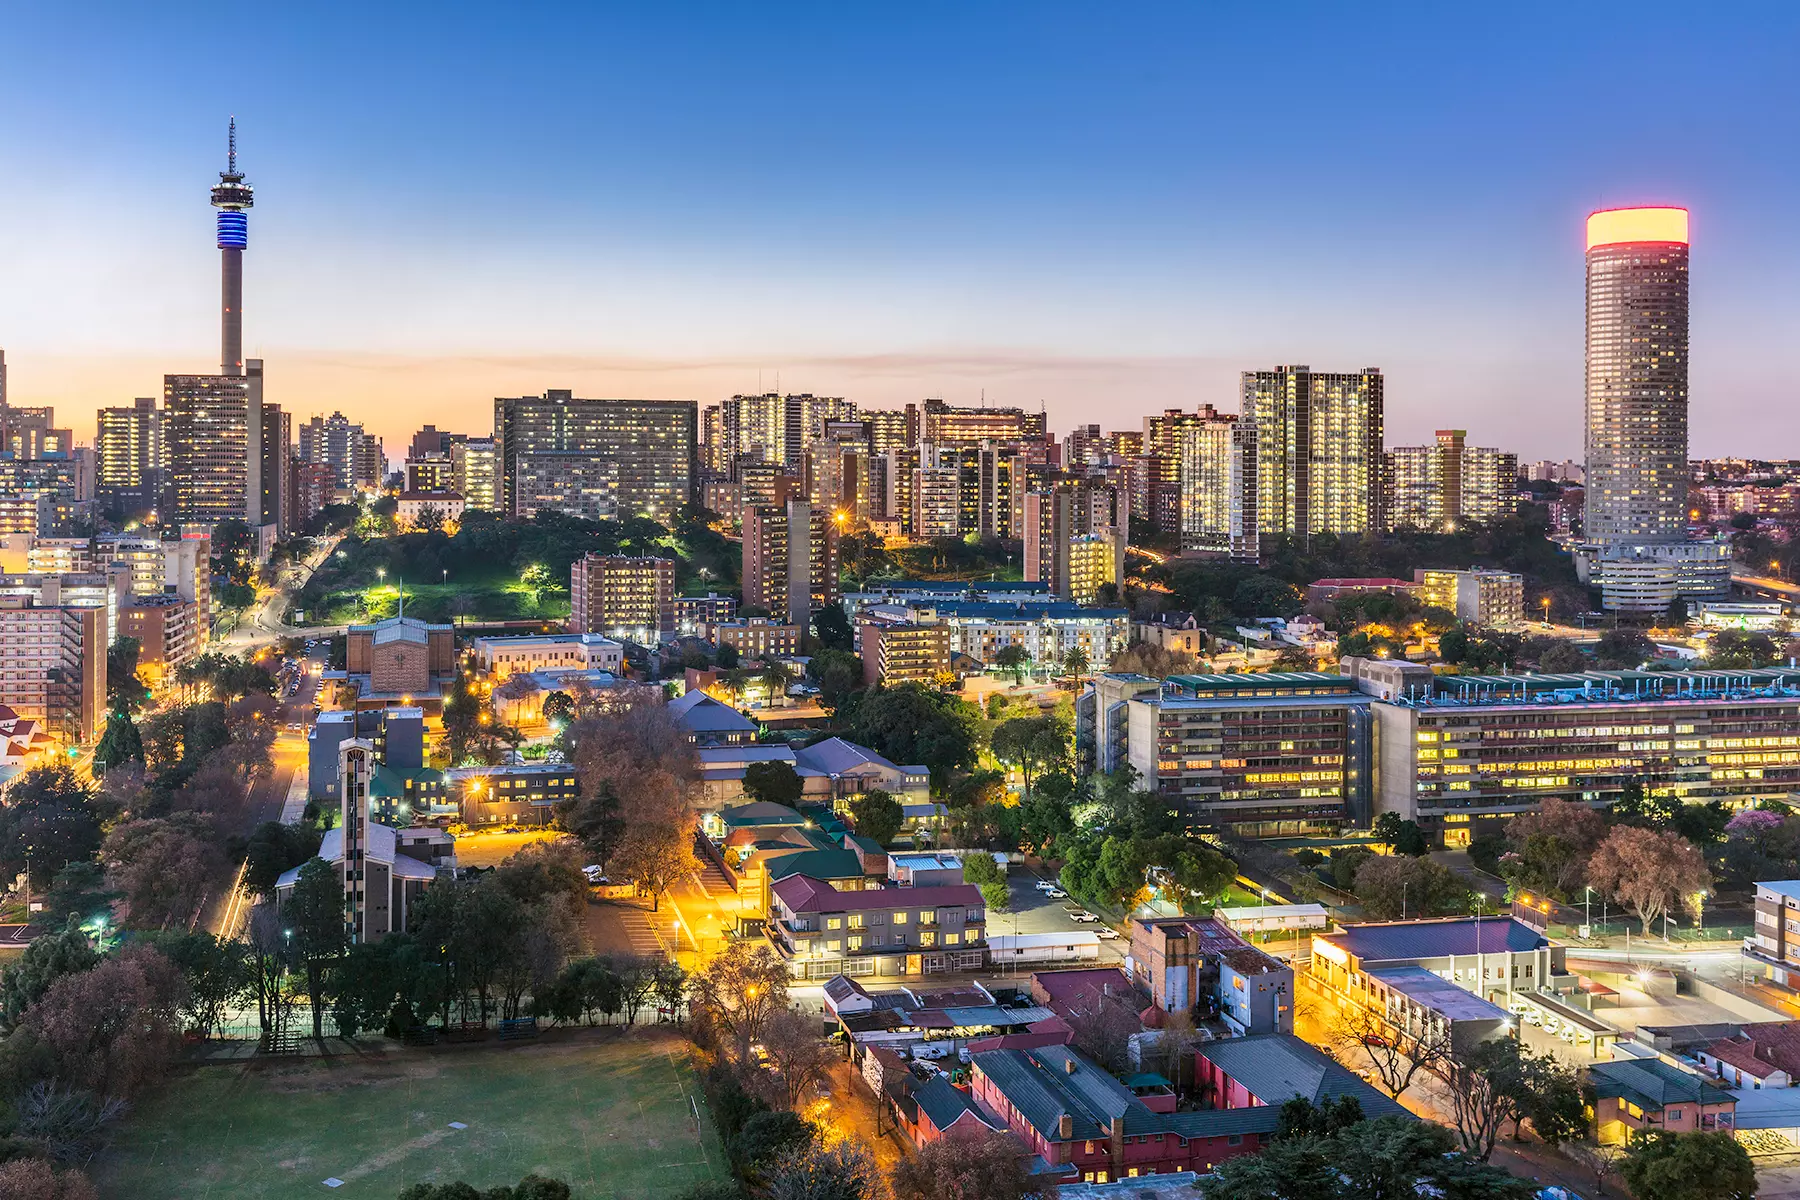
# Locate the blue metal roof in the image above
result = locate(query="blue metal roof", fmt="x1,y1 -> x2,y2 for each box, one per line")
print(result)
1321,918 -> 1546,963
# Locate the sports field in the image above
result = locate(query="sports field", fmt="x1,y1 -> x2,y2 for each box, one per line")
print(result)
92,1030 -> 727,1200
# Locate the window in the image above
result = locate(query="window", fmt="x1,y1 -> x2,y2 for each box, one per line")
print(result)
848,936 -> 863,951
848,914 -> 863,929
1227,1135 -> 1243,1146
920,931 -> 937,947
826,917 -> 842,930
893,911 -> 908,925
920,912 -> 936,925
1668,1109 -> 1682,1121
945,933 -> 960,946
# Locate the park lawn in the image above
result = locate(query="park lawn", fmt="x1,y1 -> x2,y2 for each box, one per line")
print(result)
300,579 -> 570,626
91,1030 -> 727,1200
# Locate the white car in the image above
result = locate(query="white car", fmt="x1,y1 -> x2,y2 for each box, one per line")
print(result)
1095,927 -> 1120,940
1033,879 -> 1055,891
1045,888 -> 1068,899
1071,911 -> 1101,923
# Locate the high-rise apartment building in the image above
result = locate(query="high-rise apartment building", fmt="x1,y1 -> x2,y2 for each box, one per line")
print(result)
718,393 -> 857,471
298,412 -> 384,494
567,553 -> 676,642
2,407 -> 73,460
1385,429 -> 1518,532
1023,486 -> 1124,604
409,425 -> 465,459
1176,410 -> 1259,560
917,398 -> 1046,445
165,374 -> 260,529
450,438 -> 499,513
742,498 -> 838,626
0,598 -> 106,744
493,391 -> 696,524
96,397 -> 169,519
1241,366 -> 1385,540
911,466 -> 961,540
1585,207 -> 1689,550
259,389 -> 291,537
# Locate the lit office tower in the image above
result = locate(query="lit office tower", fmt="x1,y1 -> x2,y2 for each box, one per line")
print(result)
494,391 -> 696,524
1240,365 -> 1385,540
96,397 -> 168,519
1584,207 -> 1689,549
210,118 -> 254,377
720,393 -> 788,465
450,439 -> 499,512
1177,411 -> 1259,560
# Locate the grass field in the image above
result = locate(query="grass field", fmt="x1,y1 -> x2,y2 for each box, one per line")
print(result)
299,579 -> 569,626
92,1030 -> 726,1200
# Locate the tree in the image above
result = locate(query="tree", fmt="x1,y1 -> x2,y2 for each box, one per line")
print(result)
106,636 -> 148,716
1197,1113 -> 1534,1200
839,684 -> 984,789
688,942 -> 789,1062
612,818 -> 701,912
555,779 -> 626,869
1427,1038 -> 1531,1162
1062,646 -> 1090,682
287,857 -> 349,1040
743,761 -> 805,808
1535,639 -> 1589,673
760,1005 -> 835,1109
892,1129 -> 1051,1200
812,603 -> 854,653
243,820 -> 325,895
994,643 -> 1031,686
848,788 -> 904,845
1585,824 -> 1712,937
735,1110 -> 818,1171
92,711 -> 146,774
148,931 -> 253,1041
764,1137 -> 886,1200
959,851 -> 1010,914
1593,626 -> 1653,669
541,690 -> 575,726
808,648 -> 864,713
0,765 -> 103,889
0,919 -> 98,1030
1352,855 -> 1467,920
101,814 -> 226,930
1619,1131 -> 1757,1200
1326,1002 -> 1451,1101
23,945 -> 187,1099
1371,812 -> 1429,856
1499,797 -> 1607,899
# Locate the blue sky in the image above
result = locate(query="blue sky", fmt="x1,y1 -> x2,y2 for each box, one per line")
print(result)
0,3 -> 1794,458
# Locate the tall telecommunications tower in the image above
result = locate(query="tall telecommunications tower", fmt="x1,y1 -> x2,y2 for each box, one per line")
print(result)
210,118 -> 254,377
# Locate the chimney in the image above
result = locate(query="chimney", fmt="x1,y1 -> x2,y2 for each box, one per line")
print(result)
1058,1113 -> 1074,1139
1065,1057 -> 1078,1075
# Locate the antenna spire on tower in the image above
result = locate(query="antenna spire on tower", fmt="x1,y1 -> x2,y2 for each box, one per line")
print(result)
228,116 -> 237,176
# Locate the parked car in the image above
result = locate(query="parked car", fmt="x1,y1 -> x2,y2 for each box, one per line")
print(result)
1046,888 -> 1068,899
1071,912 -> 1101,923
1033,879 -> 1055,891
1095,927 -> 1120,940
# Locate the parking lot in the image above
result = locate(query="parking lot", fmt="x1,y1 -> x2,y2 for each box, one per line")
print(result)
993,863 -> 1128,964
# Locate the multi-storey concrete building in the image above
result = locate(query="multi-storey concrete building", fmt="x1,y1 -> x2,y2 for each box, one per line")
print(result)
1177,410 -> 1259,559
449,438 -> 499,513
1371,666 -> 1800,848
1119,672 -> 1375,837
709,616 -> 800,660
675,592 -> 737,635
917,397 -> 1046,445
0,598 -> 106,743
743,498 -> 836,626
857,599 -> 1129,675
1023,485 -> 1123,603
1414,568 -> 1524,626
858,615 -> 952,687
118,594 -> 200,680
770,875 -> 986,978
494,391 -> 696,524
95,397 -> 168,519
1744,881 -> 1800,991
910,465 -> 961,539
1386,429 -> 1518,532
164,373 -> 261,529
567,553 -> 675,642
472,632 -> 624,678
298,411 -> 384,493
1241,365 -> 1384,540
1129,915 -> 1294,1034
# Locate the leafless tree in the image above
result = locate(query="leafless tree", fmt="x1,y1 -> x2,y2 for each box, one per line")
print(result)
1326,1003 -> 1453,1101
760,1006 -> 835,1110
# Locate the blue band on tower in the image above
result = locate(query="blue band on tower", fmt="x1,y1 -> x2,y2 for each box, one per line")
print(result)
217,211 -> 248,250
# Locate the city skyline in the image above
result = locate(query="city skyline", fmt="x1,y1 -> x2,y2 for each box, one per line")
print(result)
1,4 -> 1797,459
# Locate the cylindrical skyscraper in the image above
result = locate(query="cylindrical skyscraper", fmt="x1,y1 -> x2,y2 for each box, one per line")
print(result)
210,118 -> 254,377
1584,206 -> 1689,550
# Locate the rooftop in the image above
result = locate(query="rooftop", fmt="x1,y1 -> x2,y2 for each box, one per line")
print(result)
1366,967 -> 1512,1023
771,875 -> 981,915
1318,917 -> 1548,963
1590,1057 -> 1735,1110
1195,1034 -> 1412,1118
1702,1022 -> 1800,1081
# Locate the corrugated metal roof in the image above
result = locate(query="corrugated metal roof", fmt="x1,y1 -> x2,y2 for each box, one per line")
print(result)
1195,1034 -> 1411,1120
1319,917 -> 1546,963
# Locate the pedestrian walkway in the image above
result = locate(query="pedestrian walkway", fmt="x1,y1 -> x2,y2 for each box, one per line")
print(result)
604,901 -> 674,958
279,760 -> 309,824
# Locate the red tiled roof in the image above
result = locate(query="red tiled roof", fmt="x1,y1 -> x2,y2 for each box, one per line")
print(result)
771,875 -> 982,914
1704,1022 -> 1800,1080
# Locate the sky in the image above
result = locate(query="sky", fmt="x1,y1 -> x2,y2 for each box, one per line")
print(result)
0,3 -> 1796,462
